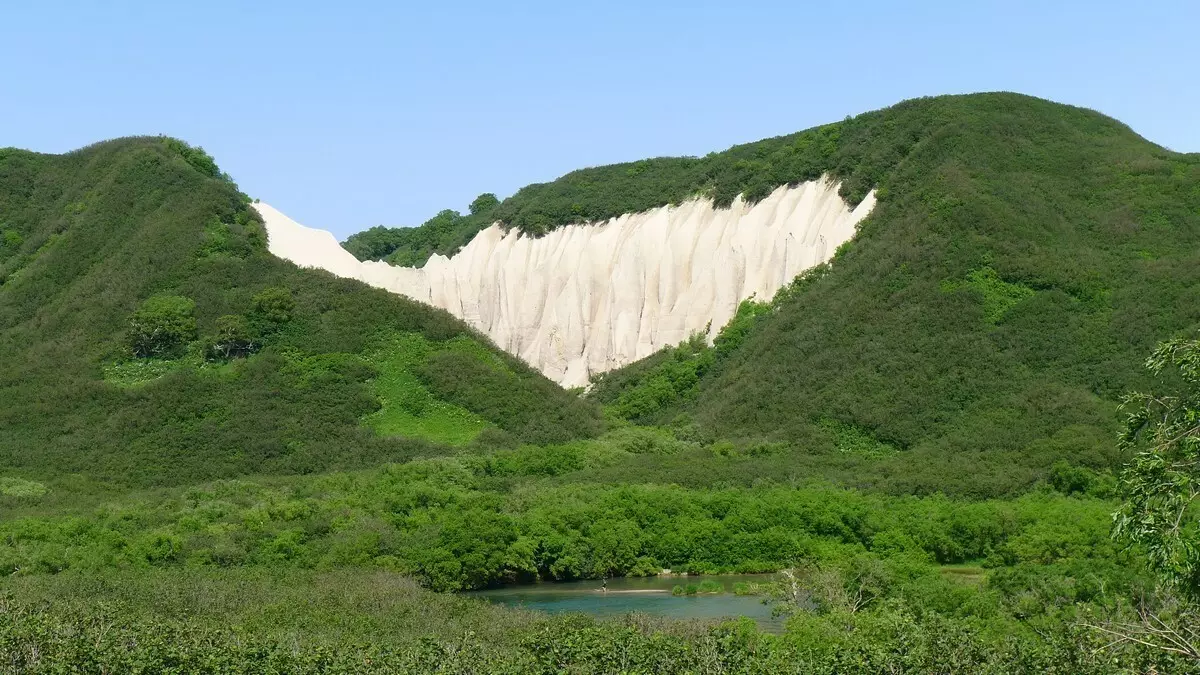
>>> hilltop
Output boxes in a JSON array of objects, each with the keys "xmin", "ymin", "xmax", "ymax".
[
  {"xmin": 334, "ymin": 93, "xmax": 1200, "ymax": 497},
  {"xmin": 0, "ymin": 137, "xmax": 601, "ymax": 487},
  {"xmin": 583, "ymin": 93, "xmax": 1200, "ymax": 496}
]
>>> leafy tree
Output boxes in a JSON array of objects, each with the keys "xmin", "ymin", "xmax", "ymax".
[
  {"xmin": 127, "ymin": 295, "xmax": 197, "ymax": 358},
  {"xmin": 1115, "ymin": 335, "xmax": 1200, "ymax": 597},
  {"xmin": 469, "ymin": 193, "xmax": 499, "ymax": 216},
  {"xmin": 1102, "ymin": 335, "xmax": 1200, "ymax": 662},
  {"xmin": 206, "ymin": 314, "xmax": 258, "ymax": 361},
  {"xmin": 250, "ymin": 287, "xmax": 295, "ymax": 334}
]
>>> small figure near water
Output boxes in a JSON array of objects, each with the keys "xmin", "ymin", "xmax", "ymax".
[{"xmin": 600, "ymin": 577, "xmax": 608, "ymax": 593}]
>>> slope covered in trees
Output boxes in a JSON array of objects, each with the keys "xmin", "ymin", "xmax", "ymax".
[
  {"xmin": 2, "ymin": 94, "xmax": 1198, "ymax": 673},
  {"xmin": 589, "ymin": 93, "xmax": 1200, "ymax": 497},
  {"xmin": 0, "ymin": 138, "xmax": 601, "ymax": 487}
]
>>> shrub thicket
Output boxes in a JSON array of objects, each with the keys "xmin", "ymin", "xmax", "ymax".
[
  {"xmin": 0, "ymin": 137, "xmax": 600, "ymax": 486},
  {"xmin": 587, "ymin": 93, "xmax": 1200, "ymax": 496}
]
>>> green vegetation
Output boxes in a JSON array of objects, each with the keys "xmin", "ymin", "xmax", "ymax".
[
  {"xmin": 0, "ymin": 477, "xmax": 47, "ymax": 498},
  {"xmin": 0, "ymin": 431, "xmax": 1195, "ymax": 671},
  {"xmin": 942, "ymin": 266, "xmax": 1037, "ymax": 324},
  {"xmin": 820, "ymin": 418, "xmax": 900, "ymax": 457},
  {"xmin": 343, "ymin": 194, "xmax": 501, "ymax": 267},
  {"xmin": 3, "ymin": 94, "xmax": 1200, "ymax": 671},
  {"xmin": 341, "ymin": 100, "xmax": 894, "ymax": 266},
  {"xmin": 591, "ymin": 296, "xmax": 774, "ymax": 424},
  {"xmin": 0, "ymin": 136, "xmax": 600, "ymax": 487},
  {"xmin": 362, "ymin": 333, "xmax": 491, "ymax": 445},
  {"xmin": 1114, "ymin": 335, "xmax": 1200, "ymax": 600},
  {"xmin": 9, "ymin": 566, "xmax": 1193, "ymax": 674},
  {"xmin": 0, "ymin": 455, "xmax": 1133, "ymax": 591},
  {"xmin": 590, "ymin": 93, "xmax": 1200, "ymax": 498},
  {"xmin": 126, "ymin": 294, "xmax": 197, "ymax": 358}
]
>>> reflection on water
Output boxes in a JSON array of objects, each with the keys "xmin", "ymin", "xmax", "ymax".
[{"xmin": 468, "ymin": 574, "xmax": 784, "ymax": 631}]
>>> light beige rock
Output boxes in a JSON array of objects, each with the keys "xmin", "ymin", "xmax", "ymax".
[{"xmin": 253, "ymin": 178, "xmax": 874, "ymax": 387}]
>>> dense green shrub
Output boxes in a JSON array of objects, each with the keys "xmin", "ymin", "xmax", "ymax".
[
  {"xmin": 161, "ymin": 136, "xmax": 222, "ymax": 180},
  {"xmin": 6, "ymin": 588, "xmax": 1193, "ymax": 674},
  {"xmin": 250, "ymin": 286, "xmax": 295, "ymax": 332},
  {"xmin": 0, "ymin": 229, "xmax": 20, "ymax": 252},
  {"xmin": 127, "ymin": 294, "xmax": 197, "ymax": 358},
  {"xmin": 204, "ymin": 313, "xmax": 257, "ymax": 360},
  {"xmin": 418, "ymin": 349, "xmax": 604, "ymax": 445}
]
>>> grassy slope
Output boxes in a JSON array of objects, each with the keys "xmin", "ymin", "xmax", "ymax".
[
  {"xmin": 0, "ymin": 138, "xmax": 601, "ymax": 487},
  {"xmin": 587, "ymin": 93, "xmax": 1200, "ymax": 497}
]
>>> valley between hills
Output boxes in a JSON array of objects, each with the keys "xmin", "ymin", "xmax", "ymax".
[{"xmin": 1, "ymin": 92, "xmax": 1198, "ymax": 672}]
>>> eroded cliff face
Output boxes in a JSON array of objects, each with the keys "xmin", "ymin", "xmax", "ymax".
[{"xmin": 254, "ymin": 179, "xmax": 875, "ymax": 387}]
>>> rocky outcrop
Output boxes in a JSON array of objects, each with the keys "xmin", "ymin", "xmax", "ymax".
[{"xmin": 254, "ymin": 178, "xmax": 875, "ymax": 387}]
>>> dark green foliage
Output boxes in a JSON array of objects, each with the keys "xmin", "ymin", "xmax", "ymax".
[
  {"xmin": 7, "ymin": 572, "xmax": 1194, "ymax": 675},
  {"xmin": 942, "ymin": 267, "xmax": 1036, "ymax": 324},
  {"xmin": 341, "ymin": 93, "xmax": 940, "ymax": 265},
  {"xmin": 0, "ymin": 470, "xmax": 1193, "ymax": 672},
  {"xmin": 0, "ymin": 137, "xmax": 599, "ymax": 486},
  {"xmin": 160, "ymin": 136, "xmax": 223, "ymax": 180},
  {"xmin": 604, "ymin": 335, "xmax": 711, "ymax": 421},
  {"xmin": 197, "ymin": 210, "xmax": 265, "ymax": 259},
  {"xmin": 592, "ymin": 299, "xmax": 773, "ymax": 423},
  {"xmin": 343, "ymin": 209, "xmax": 484, "ymax": 267},
  {"xmin": 204, "ymin": 313, "xmax": 257, "ymax": 361},
  {"xmin": 469, "ymin": 192, "xmax": 499, "ymax": 216},
  {"xmin": 1, "ymin": 228, "xmax": 20, "ymax": 252},
  {"xmin": 593, "ymin": 93, "xmax": 1200, "ymax": 496},
  {"xmin": 1048, "ymin": 461, "xmax": 1113, "ymax": 497},
  {"xmin": 342, "ymin": 192, "xmax": 503, "ymax": 267},
  {"xmin": 0, "ymin": 450, "xmax": 1131, "ymax": 591},
  {"xmin": 1114, "ymin": 334, "xmax": 1200, "ymax": 599},
  {"xmin": 126, "ymin": 294, "xmax": 197, "ymax": 358}
]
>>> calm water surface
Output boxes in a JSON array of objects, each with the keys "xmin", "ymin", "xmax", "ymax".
[{"xmin": 469, "ymin": 574, "xmax": 783, "ymax": 631}]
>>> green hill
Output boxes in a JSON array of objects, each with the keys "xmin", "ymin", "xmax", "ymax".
[
  {"xmin": 0, "ymin": 137, "xmax": 601, "ymax": 487},
  {"xmin": 340, "ymin": 93, "xmax": 1200, "ymax": 499},
  {"xmin": 2, "ymin": 94, "xmax": 1198, "ymax": 673},
  {"xmin": 584, "ymin": 93, "xmax": 1200, "ymax": 497}
]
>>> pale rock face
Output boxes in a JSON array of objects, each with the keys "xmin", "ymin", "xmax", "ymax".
[{"xmin": 253, "ymin": 178, "xmax": 875, "ymax": 387}]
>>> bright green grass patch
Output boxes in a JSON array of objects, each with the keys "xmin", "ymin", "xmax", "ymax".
[
  {"xmin": 0, "ymin": 477, "xmax": 48, "ymax": 498},
  {"xmin": 102, "ymin": 357, "xmax": 195, "ymax": 386},
  {"xmin": 939, "ymin": 565, "xmax": 986, "ymax": 585},
  {"xmin": 942, "ymin": 267, "xmax": 1035, "ymax": 324},
  {"xmin": 819, "ymin": 418, "xmax": 898, "ymax": 457},
  {"xmin": 101, "ymin": 354, "xmax": 238, "ymax": 387},
  {"xmin": 363, "ymin": 333, "xmax": 490, "ymax": 445},
  {"xmin": 440, "ymin": 333, "xmax": 511, "ymax": 372}
]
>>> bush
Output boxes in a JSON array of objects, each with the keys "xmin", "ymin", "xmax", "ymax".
[
  {"xmin": 250, "ymin": 287, "xmax": 295, "ymax": 333},
  {"xmin": 128, "ymin": 295, "xmax": 197, "ymax": 358},
  {"xmin": 205, "ymin": 314, "xmax": 257, "ymax": 361}
]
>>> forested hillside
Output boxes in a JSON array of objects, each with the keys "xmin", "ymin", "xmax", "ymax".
[
  {"xmin": 0, "ymin": 138, "xmax": 601, "ymax": 486},
  {"xmin": 589, "ymin": 93, "xmax": 1200, "ymax": 497},
  {"xmin": 2, "ymin": 95, "xmax": 1198, "ymax": 673}
]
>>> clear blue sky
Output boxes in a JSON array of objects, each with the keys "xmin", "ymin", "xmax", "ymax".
[{"xmin": 3, "ymin": 1, "xmax": 1197, "ymax": 239}]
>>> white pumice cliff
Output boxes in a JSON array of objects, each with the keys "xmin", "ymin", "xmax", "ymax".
[{"xmin": 254, "ymin": 179, "xmax": 875, "ymax": 387}]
